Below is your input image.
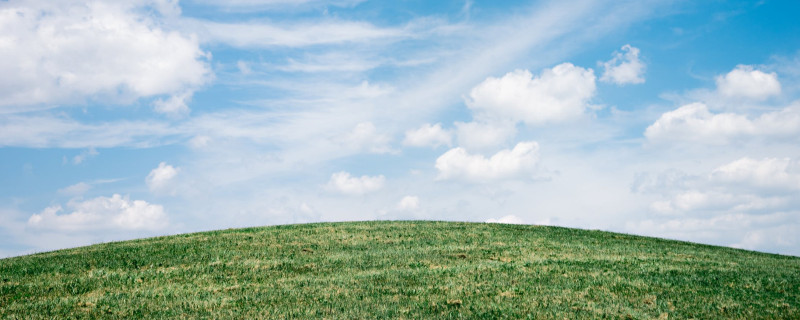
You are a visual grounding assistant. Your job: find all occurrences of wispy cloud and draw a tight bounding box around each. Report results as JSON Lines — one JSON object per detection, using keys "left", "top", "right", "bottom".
{"left": 0, "top": 115, "right": 179, "bottom": 148}
{"left": 187, "top": 0, "right": 366, "bottom": 11}
{"left": 191, "top": 19, "right": 409, "bottom": 48}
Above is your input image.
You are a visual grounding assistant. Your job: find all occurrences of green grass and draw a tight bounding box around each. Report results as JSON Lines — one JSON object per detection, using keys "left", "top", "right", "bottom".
{"left": 1, "top": 221, "right": 798, "bottom": 319}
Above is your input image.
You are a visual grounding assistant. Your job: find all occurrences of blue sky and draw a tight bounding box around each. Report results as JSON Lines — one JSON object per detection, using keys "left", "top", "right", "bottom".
{"left": 2, "top": 0, "right": 800, "bottom": 257}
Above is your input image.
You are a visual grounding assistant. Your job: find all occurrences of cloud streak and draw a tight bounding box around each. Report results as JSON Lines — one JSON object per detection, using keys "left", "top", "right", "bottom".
{"left": 193, "top": 19, "right": 409, "bottom": 48}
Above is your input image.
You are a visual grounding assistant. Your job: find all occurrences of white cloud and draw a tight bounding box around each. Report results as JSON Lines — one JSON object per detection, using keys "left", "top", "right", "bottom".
{"left": 0, "top": 1, "right": 211, "bottom": 111}
{"left": 466, "top": 63, "right": 596, "bottom": 125}
{"left": 643, "top": 157, "right": 800, "bottom": 217}
{"left": 733, "top": 224, "right": 800, "bottom": 252}
{"left": 189, "top": 135, "right": 212, "bottom": 149}
{"left": 652, "top": 191, "right": 740, "bottom": 214}
{"left": 189, "top": 0, "right": 366, "bottom": 10}
{"left": 278, "top": 53, "right": 381, "bottom": 73}
{"left": 650, "top": 190, "right": 786, "bottom": 216}
{"left": 711, "top": 157, "right": 800, "bottom": 191}
{"left": 649, "top": 191, "right": 787, "bottom": 217}
{"left": 153, "top": 90, "right": 193, "bottom": 117}
{"left": 27, "top": 194, "right": 168, "bottom": 231}
{"left": 237, "top": 61, "right": 253, "bottom": 75}
{"left": 300, "top": 202, "right": 314, "bottom": 215}
{"left": 146, "top": 162, "right": 180, "bottom": 194}
{"left": 397, "top": 196, "right": 420, "bottom": 211}
{"left": 626, "top": 211, "right": 800, "bottom": 255}
{"left": 644, "top": 102, "right": 800, "bottom": 144}
{"left": 716, "top": 65, "right": 781, "bottom": 100}
{"left": 195, "top": 19, "right": 407, "bottom": 48}
{"left": 326, "top": 171, "right": 385, "bottom": 195}
{"left": 403, "top": 123, "right": 452, "bottom": 148}
{"left": 645, "top": 103, "right": 751, "bottom": 143}
{"left": 0, "top": 115, "right": 177, "bottom": 148}
{"left": 486, "top": 215, "right": 525, "bottom": 224}
{"left": 349, "top": 81, "right": 394, "bottom": 99}
{"left": 454, "top": 120, "right": 517, "bottom": 152}
{"left": 58, "top": 182, "right": 92, "bottom": 196}
{"left": 339, "top": 122, "right": 394, "bottom": 154}
{"left": 631, "top": 169, "right": 692, "bottom": 194}
{"left": 435, "top": 141, "right": 539, "bottom": 182}
{"left": 600, "top": 44, "right": 645, "bottom": 85}
{"left": 72, "top": 147, "right": 99, "bottom": 165}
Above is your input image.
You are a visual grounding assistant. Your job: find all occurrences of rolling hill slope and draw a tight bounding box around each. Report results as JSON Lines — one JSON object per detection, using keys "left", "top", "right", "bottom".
{"left": 1, "top": 221, "right": 799, "bottom": 319}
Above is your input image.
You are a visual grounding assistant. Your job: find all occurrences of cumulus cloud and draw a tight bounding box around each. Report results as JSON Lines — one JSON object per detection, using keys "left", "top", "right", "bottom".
{"left": 486, "top": 215, "right": 525, "bottom": 224}
{"left": 27, "top": 194, "right": 168, "bottom": 231}
{"left": 454, "top": 121, "right": 517, "bottom": 152}
{"left": 600, "top": 44, "right": 645, "bottom": 85}
{"left": 466, "top": 63, "right": 596, "bottom": 125}
{"left": 0, "top": 0, "right": 211, "bottom": 112}
{"left": 397, "top": 196, "right": 420, "bottom": 211}
{"left": 403, "top": 123, "right": 452, "bottom": 148}
{"left": 644, "top": 102, "right": 800, "bottom": 144}
{"left": 716, "top": 65, "right": 781, "bottom": 100}
{"left": 326, "top": 171, "right": 385, "bottom": 195}
{"left": 146, "top": 162, "right": 180, "bottom": 194}
{"left": 435, "top": 141, "right": 539, "bottom": 182}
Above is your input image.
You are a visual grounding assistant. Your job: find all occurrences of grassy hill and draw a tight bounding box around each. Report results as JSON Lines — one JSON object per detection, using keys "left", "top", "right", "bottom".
{"left": 1, "top": 221, "right": 798, "bottom": 319}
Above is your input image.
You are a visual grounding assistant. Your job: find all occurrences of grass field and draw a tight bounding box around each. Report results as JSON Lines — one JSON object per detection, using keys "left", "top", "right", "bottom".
{"left": 1, "top": 221, "right": 799, "bottom": 319}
